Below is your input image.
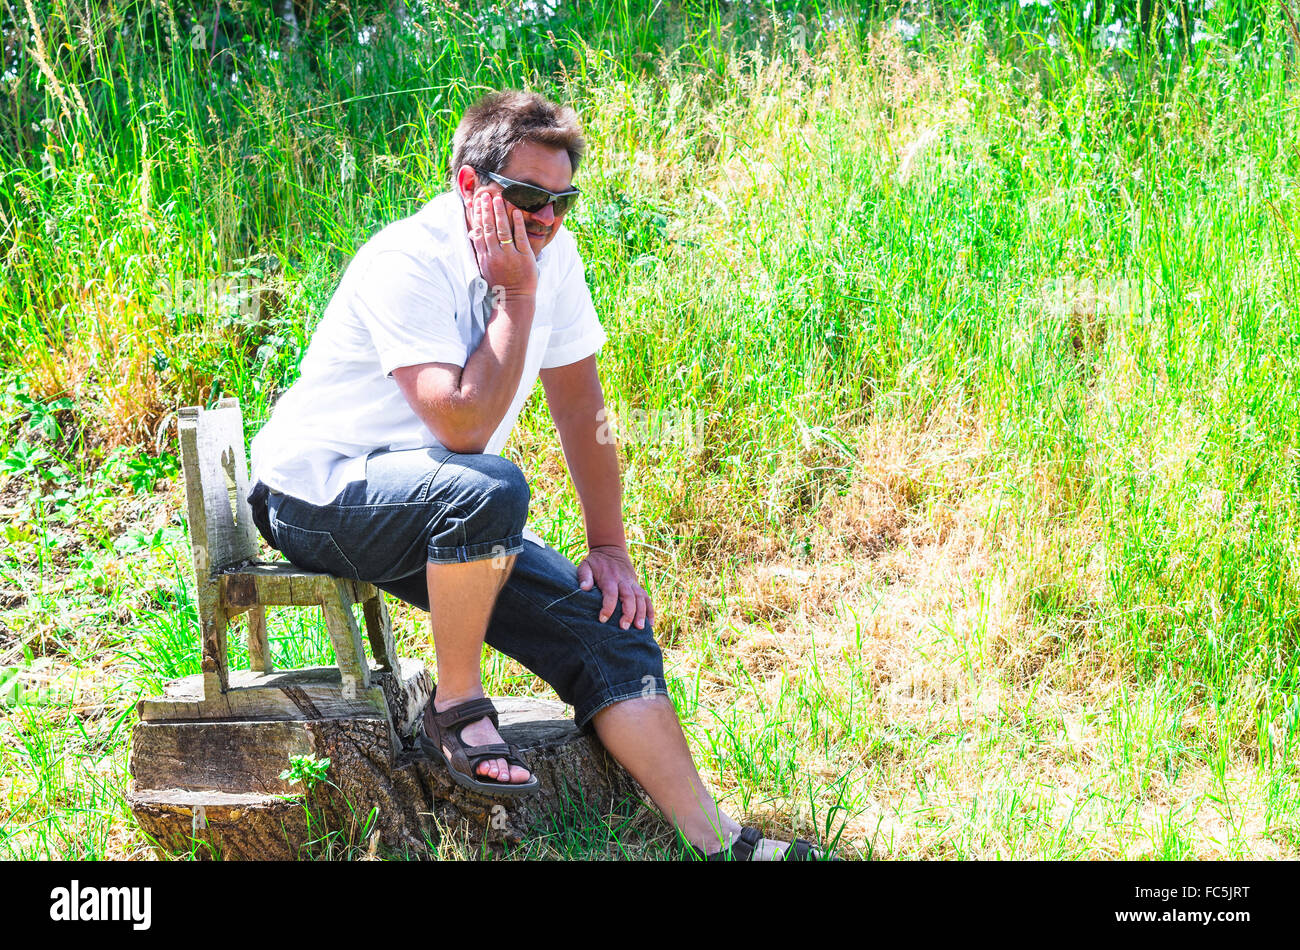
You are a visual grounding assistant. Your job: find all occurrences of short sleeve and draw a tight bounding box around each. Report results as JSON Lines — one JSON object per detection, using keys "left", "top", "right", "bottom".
{"left": 352, "top": 249, "right": 468, "bottom": 376}
{"left": 542, "top": 246, "right": 607, "bottom": 370}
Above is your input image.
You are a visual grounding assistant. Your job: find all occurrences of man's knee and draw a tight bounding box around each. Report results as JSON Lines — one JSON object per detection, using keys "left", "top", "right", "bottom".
{"left": 465, "top": 454, "right": 530, "bottom": 532}
{"left": 427, "top": 453, "right": 530, "bottom": 563}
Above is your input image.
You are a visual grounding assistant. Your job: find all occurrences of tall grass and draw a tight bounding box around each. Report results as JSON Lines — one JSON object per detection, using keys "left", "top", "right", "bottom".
{"left": 1, "top": 0, "right": 1298, "bottom": 858}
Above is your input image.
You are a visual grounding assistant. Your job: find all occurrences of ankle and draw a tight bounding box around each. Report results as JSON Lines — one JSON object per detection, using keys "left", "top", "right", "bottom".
{"left": 432, "top": 684, "right": 486, "bottom": 712}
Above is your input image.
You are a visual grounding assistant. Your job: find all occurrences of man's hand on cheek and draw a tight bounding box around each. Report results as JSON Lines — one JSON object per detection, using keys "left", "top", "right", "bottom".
{"left": 468, "top": 191, "right": 538, "bottom": 299}
{"left": 576, "top": 545, "right": 654, "bottom": 631}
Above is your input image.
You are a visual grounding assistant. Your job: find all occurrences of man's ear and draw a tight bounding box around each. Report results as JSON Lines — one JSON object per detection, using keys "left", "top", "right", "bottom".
{"left": 455, "top": 165, "right": 479, "bottom": 203}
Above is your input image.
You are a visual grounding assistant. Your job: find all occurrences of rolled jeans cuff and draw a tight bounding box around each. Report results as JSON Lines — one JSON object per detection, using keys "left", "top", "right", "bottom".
{"left": 573, "top": 675, "right": 671, "bottom": 733}
{"left": 426, "top": 533, "right": 525, "bottom": 565}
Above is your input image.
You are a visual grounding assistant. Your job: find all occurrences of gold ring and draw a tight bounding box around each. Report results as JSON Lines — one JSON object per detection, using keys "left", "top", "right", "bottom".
{"left": 500, "top": 237, "right": 514, "bottom": 245}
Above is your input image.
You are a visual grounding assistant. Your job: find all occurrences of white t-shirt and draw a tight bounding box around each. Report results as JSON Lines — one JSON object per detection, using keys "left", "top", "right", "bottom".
{"left": 250, "top": 189, "right": 607, "bottom": 547}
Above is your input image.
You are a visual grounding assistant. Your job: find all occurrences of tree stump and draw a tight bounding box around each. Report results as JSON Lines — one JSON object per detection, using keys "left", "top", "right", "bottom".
{"left": 127, "top": 659, "right": 646, "bottom": 859}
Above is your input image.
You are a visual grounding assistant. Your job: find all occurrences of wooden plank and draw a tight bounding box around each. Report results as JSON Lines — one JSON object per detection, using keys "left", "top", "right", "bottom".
{"left": 220, "top": 565, "right": 377, "bottom": 610}
{"left": 221, "top": 566, "right": 325, "bottom": 609}
{"left": 182, "top": 407, "right": 227, "bottom": 698}
{"left": 138, "top": 668, "right": 387, "bottom": 723}
{"left": 180, "top": 402, "right": 259, "bottom": 575}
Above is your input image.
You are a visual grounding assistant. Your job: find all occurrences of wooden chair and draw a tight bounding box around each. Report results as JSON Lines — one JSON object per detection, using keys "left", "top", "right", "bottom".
{"left": 161, "top": 397, "right": 399, "bottom": 718}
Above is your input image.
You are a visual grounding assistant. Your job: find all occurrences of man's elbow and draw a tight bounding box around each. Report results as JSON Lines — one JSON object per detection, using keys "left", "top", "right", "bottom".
{"left": 435, "top": 430, "right": 489, "bottom": 454}
{"left": 394, "top": 364, "right": 491, "bottom": 454}
{"left": 423, "top": 409, "right": 491, "bottom": 454}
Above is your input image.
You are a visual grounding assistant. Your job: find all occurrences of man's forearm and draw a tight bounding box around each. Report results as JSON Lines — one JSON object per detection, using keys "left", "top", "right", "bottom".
{"left": 436, "top": 292, "right": 536, "bottom": 451}
{"left": 394, "top": 191, "right": 543, "bottom": 454}
{"left": 553, "top": 398, "right": 627, "bottom": 551}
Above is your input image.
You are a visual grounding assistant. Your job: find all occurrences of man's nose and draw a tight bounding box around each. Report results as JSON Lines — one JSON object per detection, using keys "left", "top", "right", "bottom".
{"left": 531, "top": 204, "right": 556, "bottom": 227}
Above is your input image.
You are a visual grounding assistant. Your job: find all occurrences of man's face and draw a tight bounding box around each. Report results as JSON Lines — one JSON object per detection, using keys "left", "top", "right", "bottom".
{"left": 457, "top": 139, "right": 574, "bottom": 258}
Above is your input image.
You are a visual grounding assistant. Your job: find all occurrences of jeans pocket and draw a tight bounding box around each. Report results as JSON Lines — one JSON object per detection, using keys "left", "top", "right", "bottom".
{"left": 273, "top": 521, "right": 361, "bottom": 580}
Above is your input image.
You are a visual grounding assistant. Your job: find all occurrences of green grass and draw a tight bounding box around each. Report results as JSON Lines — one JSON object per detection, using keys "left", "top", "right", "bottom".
{"left": 1, "top": 0, "right": 1298, "bottom": 858}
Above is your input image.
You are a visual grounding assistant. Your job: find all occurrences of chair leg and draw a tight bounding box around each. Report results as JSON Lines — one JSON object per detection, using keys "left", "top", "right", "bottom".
{"left": 247, "top": 606, "right": 272, "bottom": 673}
{"left": 200, "top": 609, "right": 229, "bottom": 700}
{"left": 362, "top": 593, "right": 398, "bottom": 673}
{"left": 322, "top": 579, "right": 371, "bottom": 694}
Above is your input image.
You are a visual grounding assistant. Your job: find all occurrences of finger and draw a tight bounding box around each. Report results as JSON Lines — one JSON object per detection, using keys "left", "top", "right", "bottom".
{"left": 480, "top": 192, "right": 500, "bottom": 248}
{"left": 474, "top": 190, "right": 489, "bottom": 230}
{"left": 511, "top": 208, "right": 534, "bottom": 257}
{"left": 468, "top": 196, "right": 488, "bottom": 259}
{"left": 619, "top": 583, "right": 637, "bottom": 630}
{"left": 577, "top": 560, "right": 593, "bottom": 591}
{"left": 492, "top": 194, "right": 513, "bottom": 246}
{"left": 646, "top": 595, "right": 656, "bottom": 627}
{"left": 599, "top": 584, "right": 618, "bottom": 624}
{"left": 633, "top": 589, "right": 648, "bottom": 630}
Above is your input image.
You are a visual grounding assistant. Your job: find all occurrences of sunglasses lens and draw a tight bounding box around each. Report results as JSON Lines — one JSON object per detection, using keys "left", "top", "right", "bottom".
{"left": 503, "top": 184, "right": 549, "bottom": 213}
{"left": 499, "top": 181, "right": 579, "bottom": 216}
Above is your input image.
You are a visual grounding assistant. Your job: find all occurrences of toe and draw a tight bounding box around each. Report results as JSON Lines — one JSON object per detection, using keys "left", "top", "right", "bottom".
{"left": 509, "top": 764, "right": 531, "bottom": 784}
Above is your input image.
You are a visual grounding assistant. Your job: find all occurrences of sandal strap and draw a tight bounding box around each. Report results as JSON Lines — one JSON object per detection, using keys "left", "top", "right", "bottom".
{"left": 464, "top": 743, "right": 533, "bottom": 769}
{"left": 437, "top": 726, "right": 535, "bottom": 775}
{"left": 433, "top": 697, "right": 500, "bottom": 732}
{"left": 709, "top": 825, "right": 762, "bottom": 862}
{"left": 506, "top": 744, "right": 532, "bottom": 770}
{"left": 784, "top": 838, "right": 817, "bottom": 861}
{"left": 463, "top": 742, "right": 511, "bottom": 763}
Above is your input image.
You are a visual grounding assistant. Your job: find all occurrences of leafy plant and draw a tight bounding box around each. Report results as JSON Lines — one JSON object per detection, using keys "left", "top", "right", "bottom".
{"left": 2, "top": 442, "right": 54, "bottom": 479}
{"left": 16, "top": 394, "right": 73, "bottom": 442}
{"left": 276, "top": 752, "right": 380, "bottom": 859}
{"left": 124, "top": 452, "right": 180, "bottom": 494}
{"left": 279, "top": 753, "right": 332, "bottom": 792}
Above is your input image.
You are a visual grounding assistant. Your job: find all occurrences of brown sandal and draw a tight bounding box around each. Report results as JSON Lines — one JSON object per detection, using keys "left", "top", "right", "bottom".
{"left": 419, "top": 696, "right": 540, "bottom": 798}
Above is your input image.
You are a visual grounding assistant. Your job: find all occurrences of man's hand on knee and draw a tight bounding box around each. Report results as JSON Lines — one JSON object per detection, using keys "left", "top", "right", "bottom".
{"left": 577, "top": 544, "right": 653, "bottom": 630}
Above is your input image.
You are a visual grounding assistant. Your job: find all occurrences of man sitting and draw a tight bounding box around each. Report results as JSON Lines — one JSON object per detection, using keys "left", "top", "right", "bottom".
{"left": 248, "top": 89, "right": 825, "bottom": 860}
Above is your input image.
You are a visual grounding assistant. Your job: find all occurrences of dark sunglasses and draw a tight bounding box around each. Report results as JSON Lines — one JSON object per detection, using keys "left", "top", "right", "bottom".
{"left": 476, "top": 169, "right": 581, "bottom": 216}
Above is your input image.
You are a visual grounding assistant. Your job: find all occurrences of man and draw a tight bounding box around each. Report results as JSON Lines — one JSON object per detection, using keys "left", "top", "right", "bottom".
{"left": 248, "top": 89, "right": 823, "bottom": 860}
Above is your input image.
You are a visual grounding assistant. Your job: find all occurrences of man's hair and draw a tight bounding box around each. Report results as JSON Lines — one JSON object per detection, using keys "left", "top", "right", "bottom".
{"left": 449, "top": 89, "right": 585, "bottom": 182}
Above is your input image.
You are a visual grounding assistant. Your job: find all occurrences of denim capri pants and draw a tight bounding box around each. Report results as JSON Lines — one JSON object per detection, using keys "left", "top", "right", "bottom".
{"left": 251, "top": 446, "right": 669, "bottom": 730}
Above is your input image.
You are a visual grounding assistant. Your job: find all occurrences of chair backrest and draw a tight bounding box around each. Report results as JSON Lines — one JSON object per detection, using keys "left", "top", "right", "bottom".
{"left": 179, "top": 397, "right": 259, "bottom": 582}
